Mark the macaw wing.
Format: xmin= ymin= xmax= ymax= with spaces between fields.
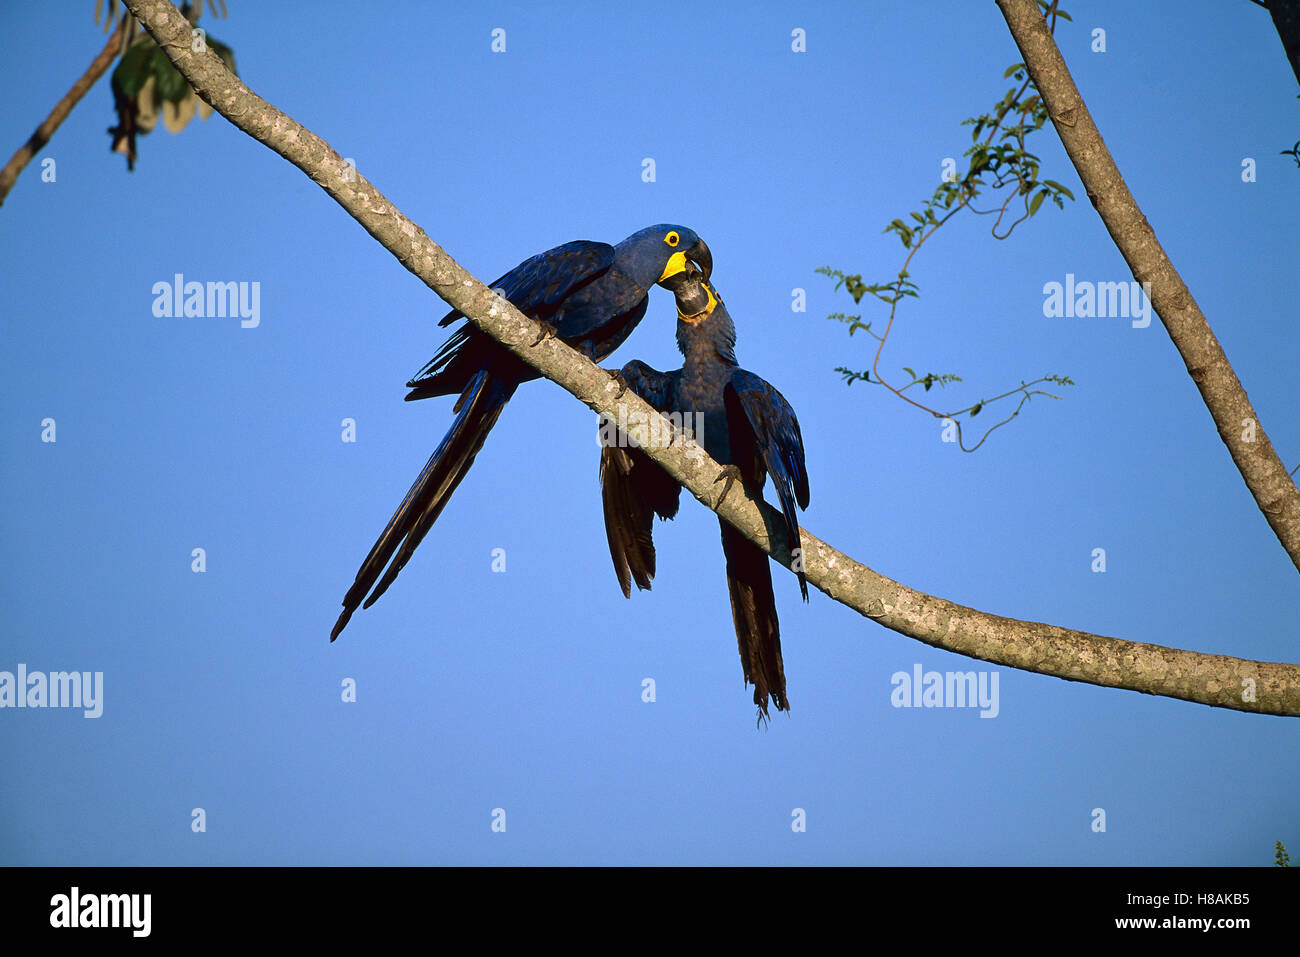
xmin=599 ymin=361 xmax=682 ymax=597
xmin=406 ymin=240 xmax=615 ymax=398
xmin=724 ymin=369 xmax=810 ymax=599
xmin=437 ymin=240 xmax=615 ymax=327
xmin=614 ymin=359 xmax=678 ymax=412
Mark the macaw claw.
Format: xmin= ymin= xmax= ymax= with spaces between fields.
xmin=605 ymin=369 xmax=630 ymax=399
xmin=531 ymin=320 xmax=558 ymax=346
xmin=713 ymin=464 xmax=744 ymax=506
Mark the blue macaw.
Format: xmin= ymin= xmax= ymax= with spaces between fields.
xmin=331 ymin=225 xmax=712 ymax=640
xmin=599 ymin=269 xmax=809 ymax=721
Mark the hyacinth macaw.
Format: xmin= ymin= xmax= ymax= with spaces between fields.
xmin=331 ymin=225 xmax=712 ymax=641
xmin=598 ymin=269 xmax=809 ymax=721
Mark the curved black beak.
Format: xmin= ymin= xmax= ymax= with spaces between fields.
xmin=686 ymin=238 xmax=712 ymax=283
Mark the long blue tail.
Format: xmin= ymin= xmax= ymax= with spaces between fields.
xmin=718 ymin=518 xmax=789 ymax=723
xmin=331 ymin=368 xmax=518 ymax=640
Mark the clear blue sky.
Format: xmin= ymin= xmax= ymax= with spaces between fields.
xmin=2 ymin=1 xmax=1296 ymax=865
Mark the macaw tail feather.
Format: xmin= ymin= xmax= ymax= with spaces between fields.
xmin=598 ymin=442 xmax=682 ymax=598
xmin=331 ymin=368 xmax=518 ymax=641
xmin=718 ymin=519 xmax=789 ymax=723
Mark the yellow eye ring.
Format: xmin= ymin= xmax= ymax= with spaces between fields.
xmin=664 ymin=231 xmax=680 ymax=246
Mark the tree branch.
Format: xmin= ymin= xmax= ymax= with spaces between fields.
xmin=0 ymin=19 xmax=128 ymax=207
xmin=120 ymin=0 xmax=1300 ymax=717
xmin=997 ymin=0 xmax=1300 ymax=575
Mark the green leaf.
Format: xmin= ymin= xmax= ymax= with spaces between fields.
xmin=151 ymin=48 xmax=189 ymax=102
xmin=970 ymin=401 xmax=983 ymax=417
xmin=1029 ymin=189 xmax=1046 ymax=216
xmin=1044 ymin=180 xmax=1074 ymax=200
xmin=112 ymin=42 xmax=152 ymax=98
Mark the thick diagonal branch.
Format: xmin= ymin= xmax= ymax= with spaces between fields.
xmin=121 ymin=0 xmax=1300 ymax=716
xmin=997 ymin=0 xmax=1300 ymax=574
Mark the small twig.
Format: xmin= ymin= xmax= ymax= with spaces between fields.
xmin=0 ymin=17 xmax=130 ymax=206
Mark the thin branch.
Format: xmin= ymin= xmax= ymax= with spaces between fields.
xmin=821 ymin=10 xmax=1074 ymax=453
xmin=0 ymin=18 xmax=129 ymax=207
xmin=120 ymin=0 xmax=1300 ymax=716
xmin=998 ymin=0 xmax=1300 ymax=575
xmin=956 ymin=388 xmax=1049 ymax=452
